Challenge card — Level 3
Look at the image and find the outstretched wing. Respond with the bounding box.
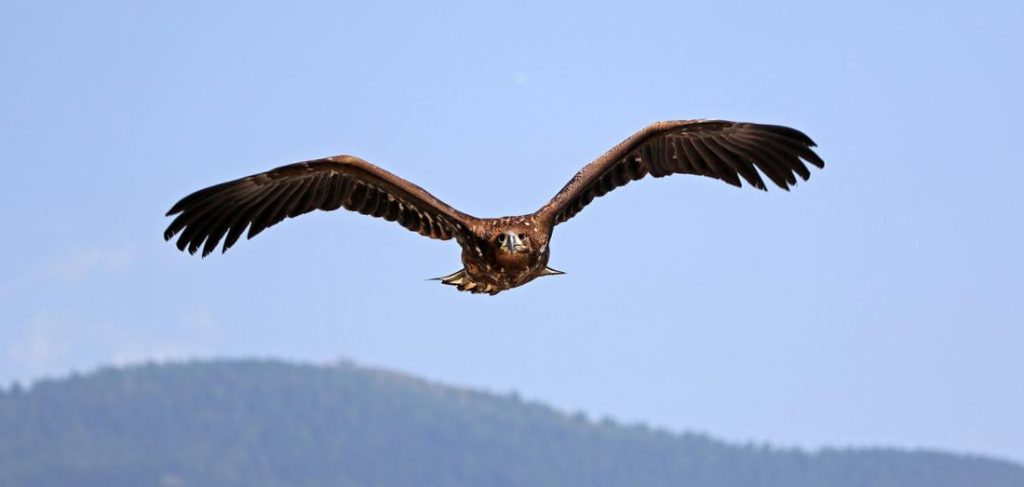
[537,120,824,225]
[164,155,477,256]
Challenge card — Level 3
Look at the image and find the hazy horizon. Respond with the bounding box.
[8,355,1024,467]
[7,359,1023,486]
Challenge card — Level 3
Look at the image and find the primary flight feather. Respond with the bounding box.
[165,120,824,295]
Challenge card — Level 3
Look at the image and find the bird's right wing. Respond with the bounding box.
[537,120,824,226]
[164,155,478,256]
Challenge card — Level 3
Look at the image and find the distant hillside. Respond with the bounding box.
[1,360,1021,487]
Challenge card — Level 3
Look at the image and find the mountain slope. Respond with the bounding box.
[1,360,1021,487]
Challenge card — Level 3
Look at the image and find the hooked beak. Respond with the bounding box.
[500,232,527,253]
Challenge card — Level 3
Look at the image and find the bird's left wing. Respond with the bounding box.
[164,155,478,256]
[537,120,824,226]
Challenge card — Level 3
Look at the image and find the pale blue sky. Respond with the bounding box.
[2,0,1022,462]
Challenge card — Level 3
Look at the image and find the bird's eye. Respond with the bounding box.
[496,234,506,243]
[518,233,527,240]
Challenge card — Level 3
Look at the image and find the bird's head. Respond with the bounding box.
[479,218,549,269]
[485,218,549,258]
[494,230,532,255]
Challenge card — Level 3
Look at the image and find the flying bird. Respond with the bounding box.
[165,120,824,295]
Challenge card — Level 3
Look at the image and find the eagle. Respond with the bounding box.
[165,120,824,295]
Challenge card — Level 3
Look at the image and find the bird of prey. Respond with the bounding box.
[165,120,824,295]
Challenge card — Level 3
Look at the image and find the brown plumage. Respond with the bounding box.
[164,120,824,295]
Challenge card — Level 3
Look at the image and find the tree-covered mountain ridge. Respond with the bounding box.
[1,359,1021,487]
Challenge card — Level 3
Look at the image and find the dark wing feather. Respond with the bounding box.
[537,120,824,225]
[164,155,477,256]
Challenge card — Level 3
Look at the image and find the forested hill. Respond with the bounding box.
[1,360,1021,487]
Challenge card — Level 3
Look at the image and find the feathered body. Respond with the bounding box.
[164,120,824,295]
[437,216,557,295]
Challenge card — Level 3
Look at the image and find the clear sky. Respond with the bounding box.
[2,0,1022,463]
